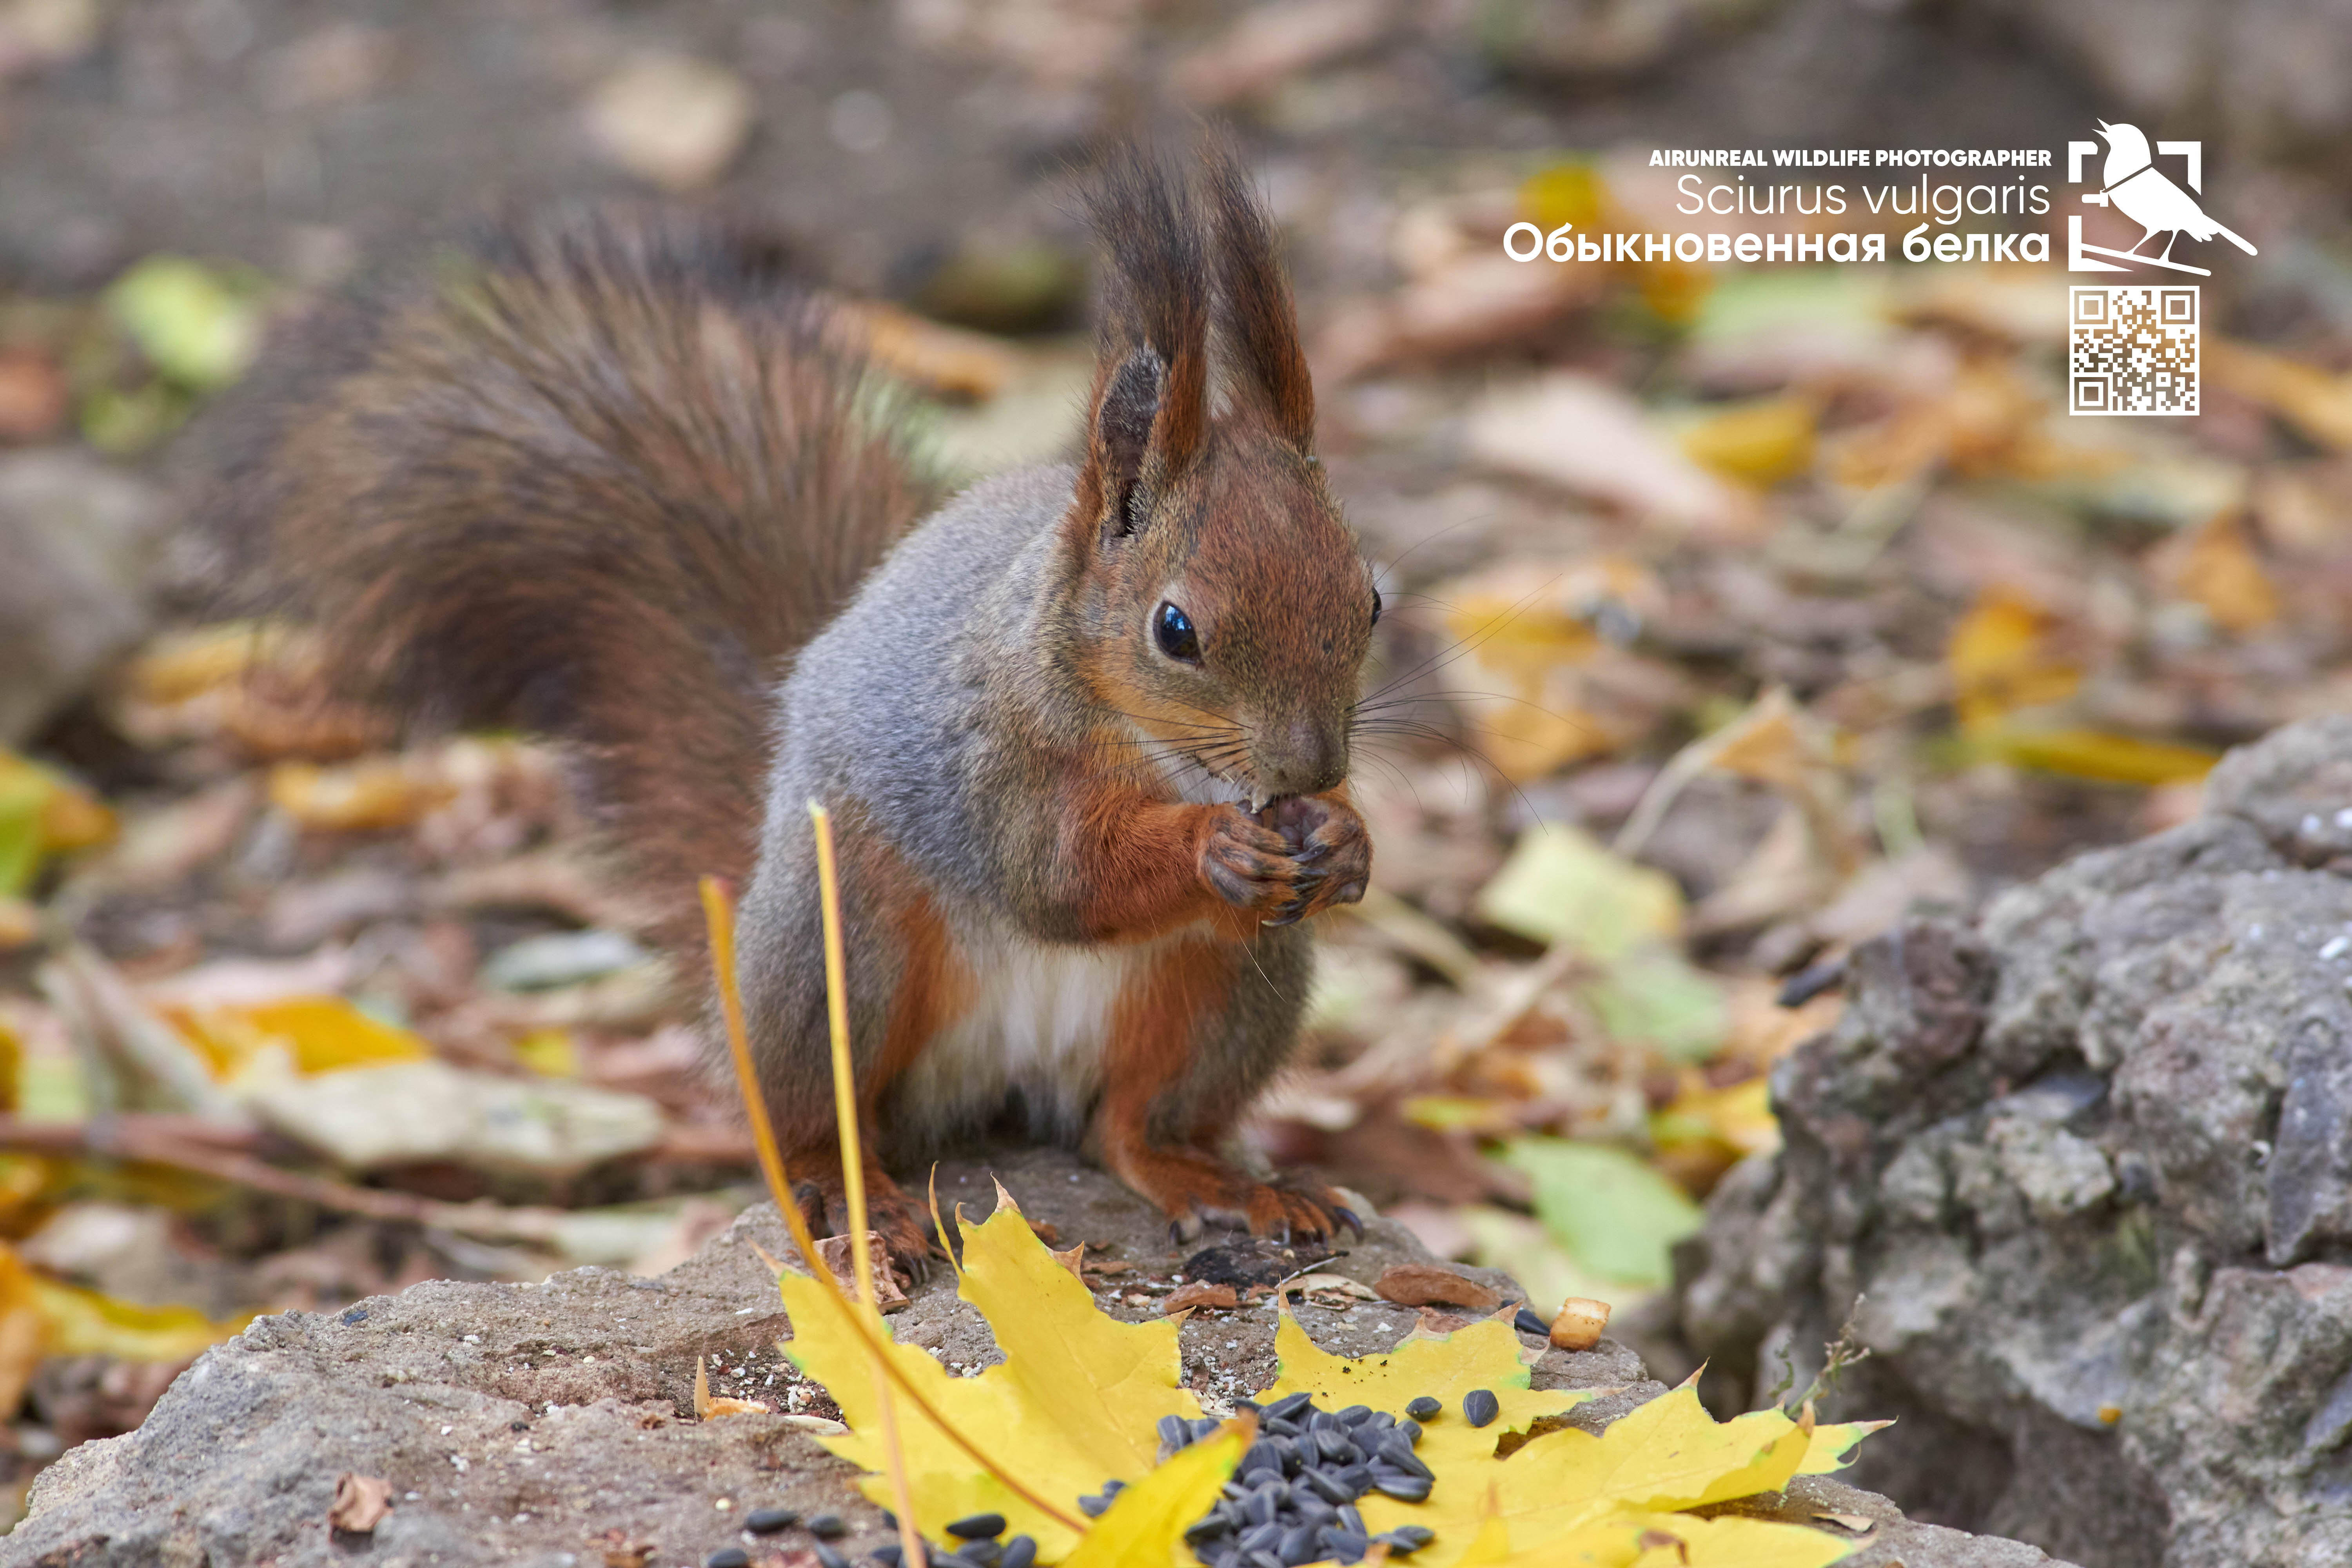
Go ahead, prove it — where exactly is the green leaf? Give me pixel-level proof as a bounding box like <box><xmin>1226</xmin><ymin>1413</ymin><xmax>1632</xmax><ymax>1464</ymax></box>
<box><xmin>104</xmin><ymin>257</ymin><xmax>264</xmax><ymax>391</ymax></box>
<box><xmin>1474</xmin><ymin>824</ymin><xmax>1681</xmax><ymax>962</ymax></box>
<box><xmin>1580</xmin><ymin>946</ymin><xmax>1728</xmax><ymax>1063</ymax></box>
<box><xmin>1500</xmin><ymin>1138</ymin><xmax>1704</xmax><ymax>1289</ymax></box>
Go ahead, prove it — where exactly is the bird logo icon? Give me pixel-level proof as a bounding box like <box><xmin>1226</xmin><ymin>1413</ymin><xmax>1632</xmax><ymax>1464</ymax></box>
<box><xmin>2070</xmin><ymin>122</ymin><xmax>2255</xmax><ymax>276</ymax></box>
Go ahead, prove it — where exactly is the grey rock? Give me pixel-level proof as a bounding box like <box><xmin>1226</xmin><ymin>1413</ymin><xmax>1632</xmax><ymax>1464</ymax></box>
<box><xmin>0</xmin><ymin>450</ymin><xmax>168</xmax><ymax>746</ymax></box>
<box><xmin>1671</xmin><ymin>715</ymin><xmax>2352</xmax><ymax>1568</ymax></box>
<box><xmin>4</xmin><ymin>1145</ymin><xmax>2053</xmax><ymax>1566</ymax></box>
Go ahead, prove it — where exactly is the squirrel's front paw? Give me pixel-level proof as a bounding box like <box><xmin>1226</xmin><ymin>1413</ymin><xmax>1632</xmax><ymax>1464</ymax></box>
<box><xmin>1198</xmin><ymin>804</ymin><xmax>1303</xmax><ymax>913</ymax></box>
<box><xmin>1259</xmin><ymin>794</ymin><xmax>1372</xmax><ymax>926</ymax></box>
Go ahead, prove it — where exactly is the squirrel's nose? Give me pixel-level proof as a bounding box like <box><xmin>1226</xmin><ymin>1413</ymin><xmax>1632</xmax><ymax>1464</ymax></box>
<box><xmin>1260</xmin><ymin>717</ymin><xmax>1346</xmax><ymax>799</ymax></box>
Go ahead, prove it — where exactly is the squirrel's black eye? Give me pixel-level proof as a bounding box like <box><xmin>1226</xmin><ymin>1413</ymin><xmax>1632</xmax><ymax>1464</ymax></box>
<box><xmin>1370</xmin><ymin>586</ymin><xmax>1383</xmax><ymax>628</ymax></box>
<box><xmin>1154</xmin><ymin>601</ymin><xmax>1201</xmax><ymax>663</ymax></box>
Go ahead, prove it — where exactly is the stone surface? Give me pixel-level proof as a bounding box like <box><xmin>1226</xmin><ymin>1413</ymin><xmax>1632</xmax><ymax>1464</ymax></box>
<box><xmin>5</xmin><ymin>1144</ymin><xmax>2056</xmax><ymax>1566</ymax></box>
<box><xmin>1671</xmin><ymin>715</ymin><xmax>2352</xmax><ymax>1568</ymax></box>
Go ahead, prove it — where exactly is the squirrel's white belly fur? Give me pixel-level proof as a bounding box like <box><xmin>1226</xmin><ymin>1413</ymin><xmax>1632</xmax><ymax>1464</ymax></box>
<box><xmin>889</xmin><ymin>924</ymin><xmax>1170</xmax><ymax>1147</ymax></box>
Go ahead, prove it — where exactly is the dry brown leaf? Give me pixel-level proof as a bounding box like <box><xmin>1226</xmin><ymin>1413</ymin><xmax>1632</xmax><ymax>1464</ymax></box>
<box><xmin>814</xmin><ymin>1232</ymin><xmax>910</xmax><ymax>1312</ymax></box>
<box><xmin>269</xmin><ymin>756</ymin><xmax>457</xmax><ymax>833</ymax></box>
<box><xmin>1811</xmin><ymin>1511</ymin><xmax>1877</xmax><ymax>1534</ymax></box>
<box><xmin>1162</xmin><ymin>1281</ymin><xmax>1240</xmax><ymax>1313</ymax></box>
<box><xmin>0</xmin><ymin>347</ymin><xmax>69</xmax><ymax>441</ymax></box>
<box><xmin>2151</xmin><ymin>513</ymin><xmax>2279</xmax><ymax>633</ymax></box>
<box><xmin>1374</xmin><ymin>1262</ymin><xmax>1502</xmax><ymax>1312</ymax></box>
<box><xmin>1170</xmin><ymin>0</ymin><xmax>1391</xmax><ymax>105</ymax></box>
<box><xmin>1049</xmin><ymin>1240</ymin><xmax>1087</xmax><ymax>1283</ymax></box>
<box><xmin>593</xmin><ymin>1526</ymin><xmax>658</xmax><ymax>1568</ymax></box>
<box><xmin>328</xmin><ymin>1473</ymin><xmax>394</xmax><ymax>1534</ymax></box>
<box><xmin>2206</xmin><ymin>339</ymin><xmax>2352</xmax><ymax>450</ymax></box>
<box><xmin>840</xmin><ymin>300</ymin><xmax>1021</xmax><ymax>402</ymax></box>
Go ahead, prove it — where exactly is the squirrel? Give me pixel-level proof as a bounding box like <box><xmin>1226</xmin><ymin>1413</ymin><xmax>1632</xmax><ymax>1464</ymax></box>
<box><xmin>197</xmin><ymin>146</ymin><xmax>1379</xmax><ymax>1266</ymax></box>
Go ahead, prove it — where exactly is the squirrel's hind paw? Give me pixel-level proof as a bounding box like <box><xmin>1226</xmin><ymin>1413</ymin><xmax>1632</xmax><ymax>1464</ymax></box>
<box><xmin>792</xmin><ymin>1172</ymin><xmax>941</xmax><ymax>1286</ymax></box>
<box><xmin>1114</xmin><ymin>1145</ymin><xmax>1357</xmax><ymax>1249</ymax></box>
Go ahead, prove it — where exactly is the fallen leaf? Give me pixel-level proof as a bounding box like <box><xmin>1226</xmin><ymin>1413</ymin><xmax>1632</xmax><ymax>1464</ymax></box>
<box><xmin>172</xmin><ymin>994</ymin><xmax>432</xmax><ymax>1079</ymax></box>
<box><xmin>1475</xmin><ymin>824</ymin><xmax>1682</xmax><ymax>960</ymax></box>
<box><xmin>1465</xmin><ymin>374</ymin><xmax>1755</xmax><ymax>536</ymax></box>
<box><xmin>1811</xmin><ymin>1510</ymin><xmax>1875</xmax><ymax>1533</ymax></box>
<box><xmin>1170</xmin><ymin>0</ymin><xmax>1389</xmax><ymax>104</ymax></box>
<box><xmin>816</xmin><ymin>1232</ymin><xmax>911</xmax><ymax>1312</ymax></box>
<box><xmin>1061</xmin><ymin>1417</ymin><xmax>1249</xmax><ymax>1568</ymax></box>
<box><xmin>1969</xmin><ymin>726</ymin><xmax>2218</xmax><ymax>786</ymax></box>
<box><xmin>1277</xmin><ymin>1272</ymin><xmax>1378</xmax><ymax>1301</ymax></box>
<box><xmin>0</xmin><ymin>347</ymin><xmax>69</xmax><ymax>441</ymax></box>
<box><xmin>1162</xmin><ymin>1281</ymin><xmax>1237</xmax><ymax>1313</ymax></box>
<box><xmin>328</xmin><ymin>1473</ymin><xmax>394</xmax><ymax>1534</ymax></box>
<box><xmin>2151</xmin><ymin>513</ymin><xmax>2278</xmax><ymax>633</ymax></box>
<box><xmin>1676</xmin><ymin>395</ymin><xmax>1818</xmax><ymax>490</ymax></box>
<box><xmin>583</xmin><ymin>54</ymin><xmax>755</xmax><ymax>193</ymax></box>
<box><xmin>1499</xmin><ymin>1138</ymin><xmax>1704</xmax><ymax>1289</ymax></box>
<box><xmin>104</xmin><ymin>256</ymin><xmax>265</xmax><ymax>390</ymax></box>
<box><xmin>2206</xmin><ymin>339</ymin><xmax>2352</xmax><ymax>450</ymax></box>
<box><xmin>780</xmin><ymin>1188</ymin><xmax>1205</xmax><ymax>1557</ymax></box>
<box><xmin>268</xmin><ymin>756</ymin><xmax>458</xmax><ymax>832</ymax></box>
<box><xmin>841</xmin><ymin>300</ymin><xmax>1022</xmax><ymax>402</ymax></box>
<box><xmin>1946</xmin><ymin>585</ymin><xmax>2082</xmax><ymax>731</ymax></box>
<box><xmin>1374</xmin><ymin>1262</ymin><xmax>1502</xmax><ymax>1312</ymax></box>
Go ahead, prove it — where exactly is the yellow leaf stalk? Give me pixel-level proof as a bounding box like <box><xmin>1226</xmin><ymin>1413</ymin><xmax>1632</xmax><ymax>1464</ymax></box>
<box><xmin>811</xmin><ymin>802</ymin><xmax>929</xmax><ymax>1568</ymax></box>
<box><xmin>702</xmin><ymin>873</ymin><xmax>1083</xmax><ymax>1547</ymax></box>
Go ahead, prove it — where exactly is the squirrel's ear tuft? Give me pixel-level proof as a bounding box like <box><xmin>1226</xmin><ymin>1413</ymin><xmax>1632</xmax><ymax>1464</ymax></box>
<box><xmin>1204</xmin><ymin>140</ymin><xmax>1314</xmax><ymax>451</ymax></box>
<box><xmin>1076</xmin><ymin>148</ymin><xmax>1208</xmax><ymax>535</ymax></box>
<box><xmin>1094</xmin><ymin>346</ymin><xmax>1165</xmax><ymax>537</ymax></box>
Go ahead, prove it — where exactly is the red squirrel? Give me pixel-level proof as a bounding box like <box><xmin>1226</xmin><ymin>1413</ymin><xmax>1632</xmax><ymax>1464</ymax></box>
<box><xmin>199</xmin><ymin>147</ymin><xmax>1378</xmax><ymax>1265</ymax></box>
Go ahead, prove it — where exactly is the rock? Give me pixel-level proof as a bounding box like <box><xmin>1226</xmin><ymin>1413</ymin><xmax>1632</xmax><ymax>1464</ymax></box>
<box><xmin>0</xmin><ymin>449</ymin><xmax>168</xmax><ymax>746</ymax></box>
<box><xmin>8</xmin><ymin>1145</ymin><xmax>2056</xmax><ymax>1566</ymax></box>
<box><xmin>1670</xmin><ymin>715</ymin><xmax>2352</xmax><ymax>1568</ymax></box>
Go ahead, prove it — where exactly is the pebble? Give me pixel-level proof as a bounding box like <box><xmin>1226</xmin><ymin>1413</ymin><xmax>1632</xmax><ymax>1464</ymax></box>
<box><xmin>745</xmin><ymin>1507</ymin><xmax>799</xmax><ymax>1534</ymax></box>
<box><xmin>1462</xmin><ymin>1389</ymin><xmax>1500</xmax><ymax>1428</ymax></box>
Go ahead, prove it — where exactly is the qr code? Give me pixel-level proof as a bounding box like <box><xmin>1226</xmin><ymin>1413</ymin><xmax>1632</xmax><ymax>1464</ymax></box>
<box><xmin>2070</xmin><ymin>286</ymin><xmax>2198</xmax><ymax>416</ymax></box>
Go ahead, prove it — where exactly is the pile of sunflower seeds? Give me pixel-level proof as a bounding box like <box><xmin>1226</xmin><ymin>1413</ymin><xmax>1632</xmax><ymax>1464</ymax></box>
<box><xmin>1142</xmin><ymin>1388</ymin><xmax>1471</xmax><ymax>1567</ymax></box>
<box><xmin>867</xmin><ymin>1510</ymin><xmax>1037</xmax><ymax>1568</ymax></box>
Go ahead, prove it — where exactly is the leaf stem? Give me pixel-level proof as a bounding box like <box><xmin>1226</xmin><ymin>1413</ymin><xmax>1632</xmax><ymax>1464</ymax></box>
<box><xmin>811</xmin><ymin>804</ymin><xmax>928</xmax><ymax>1568</ymax></box>
<box><xmin>698</xmin><ymin>873</ymin><xmax>1086</xmax><ymax>1537</ymax></box>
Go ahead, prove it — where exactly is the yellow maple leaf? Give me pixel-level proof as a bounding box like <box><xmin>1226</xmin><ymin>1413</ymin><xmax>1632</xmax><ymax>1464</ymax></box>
<box><xmin>1063</xmin><ymin>1418</ymin><xmax>1249</xmax><ymax>1568</ymax></box>
<box><xmin>1261</xmin><ymin>1309</ymin><xmax>1583</xmax><ymax>1481</ymax></box>
<box><xmin>780</xmin><ymin>1191</ymin><xmax>1202</xmax><ymax>1560</ymax></box>
<box><xmin>1457</xmin><ymin>1504</ymin><xmax>1855</xmax><ymax>1566</ymax></box>
<box><xmin>783</xmin><ymin>1186</ymin><xmax>1881</xmax><ymax>1568</ymax></box>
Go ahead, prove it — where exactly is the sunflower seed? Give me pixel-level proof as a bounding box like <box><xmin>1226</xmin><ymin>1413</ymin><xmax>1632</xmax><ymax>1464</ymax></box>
<box><xmin>1463</xmin><ymin>1389</ymin><xmax>1500</xmax><ymax>1428</ymax></box>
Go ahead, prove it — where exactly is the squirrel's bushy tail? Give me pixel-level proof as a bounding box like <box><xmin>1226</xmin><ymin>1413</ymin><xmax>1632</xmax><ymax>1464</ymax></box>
<box><xmin>198</xmin><ymin>208</ymin><xmax>936</xmax><ymax>951</ymax></box>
